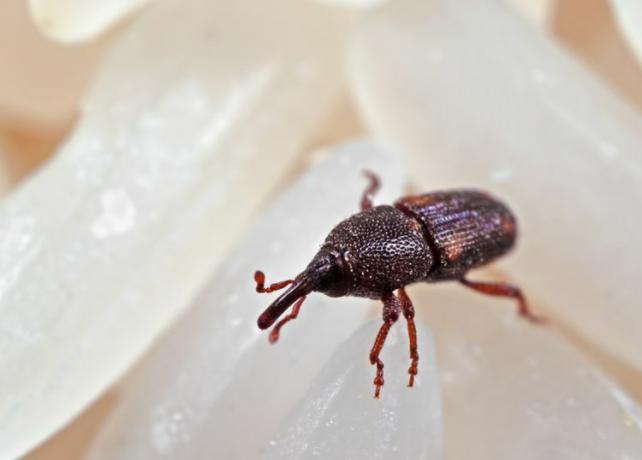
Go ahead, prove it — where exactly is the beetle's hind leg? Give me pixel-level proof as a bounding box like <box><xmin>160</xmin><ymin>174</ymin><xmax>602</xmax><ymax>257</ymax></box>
<box><xmin>369</xmin><ymin>292</ymin><xmax>401</xmax><ymax>398</ymax></box>
<box><xmin>360</xmin><ymin>170</ymin><xmax>381</xmax><ymax>211</ymax></box>
<box><xmin>460</xmin><ymin>277</ymin><xmax>548</xmax><ymax>324</ymax></box>
<box><xmin>254</xmin><ymin>270</ymin><xmax>293</xmax><ymax>293</ymax></box>
<box><xmin>398</xmin><ymin>288</ymin><xmax>419</xmax><ymax>387</ymax></box>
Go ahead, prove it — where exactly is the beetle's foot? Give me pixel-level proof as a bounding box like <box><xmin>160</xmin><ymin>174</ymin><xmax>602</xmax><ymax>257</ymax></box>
<box><xmin>398</xmin><ymin>288</ymin><xmax>419</xmax><ymax>388</ymax></box>
<box><xmin>372</xmin><ymin>361</ymin><xmax>384</xmax><ymax>398</ymax></box>
<box><xmin>369</xmin><ymin>293</ymin><xmax>399</xmax><ymax>399</ymax></box>
<box><xmin>374</xmin><ymin>382</ymin><xmax>383</xmax><ymax>399</ymax></box>
<box><xmin>519</xmin><ymin>308</ymin><xmax>549</xmax><ymax>325</ymax></box>
<box><xmin>408</xmin><ymin>361</ymin><xmax>418</xmax><ymax>387</ymax></box>
<box><xmin>518</xmin><ymin>297</ymin><xmax>549</xmax><ymax>324</ymax></box>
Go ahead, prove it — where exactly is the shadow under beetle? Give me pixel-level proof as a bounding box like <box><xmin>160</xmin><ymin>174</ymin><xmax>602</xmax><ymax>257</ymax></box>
<box><xmin>254</xmin><ymin>171</ymin><xmax>546</xmax><ymax>398</ymax></box>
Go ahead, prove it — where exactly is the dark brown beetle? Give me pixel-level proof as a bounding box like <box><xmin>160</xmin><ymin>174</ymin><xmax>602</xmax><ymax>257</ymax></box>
<box><xmin>255</xmin><ymin>171</ymin><xmax>546</xmax><ymax>398</ymax></box>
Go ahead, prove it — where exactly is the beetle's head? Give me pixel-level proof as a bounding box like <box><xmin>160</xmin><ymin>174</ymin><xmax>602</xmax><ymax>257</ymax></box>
<box><xmin>306</xmin><ymin>248</ymin><xmax>353</xmax><ymax>297</ymax></box>
<box><xmin>255</xmin><ymin>248</ymin><xmax>352</xmax><ymax>330</ymax></box>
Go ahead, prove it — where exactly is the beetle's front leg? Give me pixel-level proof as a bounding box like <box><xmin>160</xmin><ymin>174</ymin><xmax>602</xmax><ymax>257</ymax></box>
<box><xmin>369</xmin><ymin>292</ymin><xmax>401</xmax><ymax>398</ymax></box>
<box><xmin>360</xmin><ymin>170</ymin><xmax>380</xmax><ymax>211</ymax></box>
<box><xmin>398</xmin><ymin>287</ymin><xmax>419</xmax><ymax>387</ymax></box>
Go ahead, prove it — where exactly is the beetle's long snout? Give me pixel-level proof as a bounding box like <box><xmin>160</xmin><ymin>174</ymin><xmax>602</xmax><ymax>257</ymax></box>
<box><xmin>257</xmin><ymin>277</ymin><xmax>313</xmax><ymax>329</ymax></box>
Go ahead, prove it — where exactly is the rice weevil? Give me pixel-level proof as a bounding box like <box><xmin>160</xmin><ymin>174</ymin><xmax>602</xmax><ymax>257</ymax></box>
<box><xmin>254</xmin><ymin>171</ymin><xmax>546</xmax><ymax>398</ymax></box>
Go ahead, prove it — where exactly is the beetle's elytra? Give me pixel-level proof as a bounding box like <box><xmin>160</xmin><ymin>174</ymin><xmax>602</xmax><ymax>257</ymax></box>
<box><xmin>254</xmin><ymin>171</ymin><xmax>546</xmax><ymax>398</ymax></box>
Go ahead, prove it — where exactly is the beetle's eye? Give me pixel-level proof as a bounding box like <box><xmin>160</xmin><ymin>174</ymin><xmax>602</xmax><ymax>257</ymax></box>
<box><xmin>316</xmin><ymin>261</ymin><xmax>350</xmax><ymax>297</ymax></box>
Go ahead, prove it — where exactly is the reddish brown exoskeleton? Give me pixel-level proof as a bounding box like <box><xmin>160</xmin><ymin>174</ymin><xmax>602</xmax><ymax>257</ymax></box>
<box><xmin>255</xmin><ymin>172</ymin><xmax>546</xmax><ymax>398</ymax></box>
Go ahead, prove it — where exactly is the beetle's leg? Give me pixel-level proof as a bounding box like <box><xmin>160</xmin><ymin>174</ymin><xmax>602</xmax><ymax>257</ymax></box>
<box><xmin>254</xmin><ymin>270</ymin><xmax>293</xmax><ymax>293</ymax></box>
<box><xmin>398</xmin><ymin>288</ymin><xmax>419</xmax><ymax>387</ymax></box>
<box><xmin>369</xmin><ymin>292</ymin><xmax>401</xmax><ymax>398</ymax></box>
<box><xmin>459</xmin><ymin>278</ymin><xmax>548</xmax><ymax>324</ymax></box>
<box><xmin>360</xmin><ymin>170</ymin><xmax>381</xmax><ymax>211</ymax></box>
<box><xmin>268</xmin><ymin>296</ymin><xmax>306</xmax><ymax>343</ymax></box>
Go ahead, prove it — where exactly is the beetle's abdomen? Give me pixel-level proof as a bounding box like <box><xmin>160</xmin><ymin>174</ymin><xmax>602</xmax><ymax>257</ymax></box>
<box><xmin>395</xmin><ymin>191</ymin><xmax>517</xmax><ymax>281</ymax></box>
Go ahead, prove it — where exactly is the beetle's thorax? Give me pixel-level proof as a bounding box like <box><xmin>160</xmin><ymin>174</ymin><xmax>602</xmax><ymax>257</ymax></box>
<box><xmin>309</xmin><ymin>205</ymin><xmax>434</xmax><ymax>299</ymax></box>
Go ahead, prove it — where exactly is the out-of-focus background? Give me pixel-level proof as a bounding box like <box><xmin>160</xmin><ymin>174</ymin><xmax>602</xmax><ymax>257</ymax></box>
<box><xmin>1</xmin><ymin>0</ymin><xmax>641</xmax><ymax>458</ymax></box>
<box><xmin>2</xmin><ymin>0</ymin><xmax>642</xmax><ymax>196</ymax></box>
<box><xmin>0</xmin><ymin>1</ymin><xmax>112</xmax><ymax>193</ymax></box>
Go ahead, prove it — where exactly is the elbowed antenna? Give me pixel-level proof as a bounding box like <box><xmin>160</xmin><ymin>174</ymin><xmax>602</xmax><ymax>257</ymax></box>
<box><xmin>256</xmin><ymin>276</ymin><xmax>313</xmax><ymax>329</ymax></box>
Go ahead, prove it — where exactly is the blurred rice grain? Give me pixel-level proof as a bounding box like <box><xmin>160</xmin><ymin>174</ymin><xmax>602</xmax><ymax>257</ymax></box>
<box><xmin>554</xmin><ymin>0</ymin><xmax>642</xmax><ymax>109</ymax></box>
<box><xmin>0</xmin><ymin>0</ymin><xmax>124</xmax><ymax>193</ymax></box>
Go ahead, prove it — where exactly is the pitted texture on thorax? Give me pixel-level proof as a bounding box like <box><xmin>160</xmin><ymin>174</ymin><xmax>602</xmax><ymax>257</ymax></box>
<box><xmin>395</xmin><ymin>191</ymin><xmax>517</xmax><ymax>281</ymax></box>
<box><xmin>323</xmin><ymin>205</ymin><xmax>433</xmax><ymax>297</ymax></box>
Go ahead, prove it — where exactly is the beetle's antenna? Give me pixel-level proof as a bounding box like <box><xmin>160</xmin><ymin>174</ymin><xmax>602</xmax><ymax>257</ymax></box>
<box><xmin>254</xmin><ymin>271</ymin><xmax>293</xmax><ymax>293</ymax></box>
<box><xmin>257</xmin><ymin>276</ymin><xmax>314</xmax><ymax>330</ymax></box>
<box><xmin>268</xmin><ymin>295</ymin><xmax>307</xmax><ymax>343</ymax></box>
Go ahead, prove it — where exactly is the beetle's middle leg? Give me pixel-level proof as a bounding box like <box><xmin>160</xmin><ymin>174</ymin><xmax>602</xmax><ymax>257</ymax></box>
<box><xmin>398</xmin><ymin>287</ymin><xmax>419</xmax><ymax>387</ymax></box>
<box><xmin>360</xmin><ymin>170</ymin><xmax>381</xmax><ymax>211</ymax></box>
<box><xmin>369</xmin><ymin>292</ymin><xmax>401</xmax><ymax>398</ymax></box>
<box><xmin>459</xmin><ymin>277</ymin><xmax>548</xmax><ymax>324</ymax></box>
